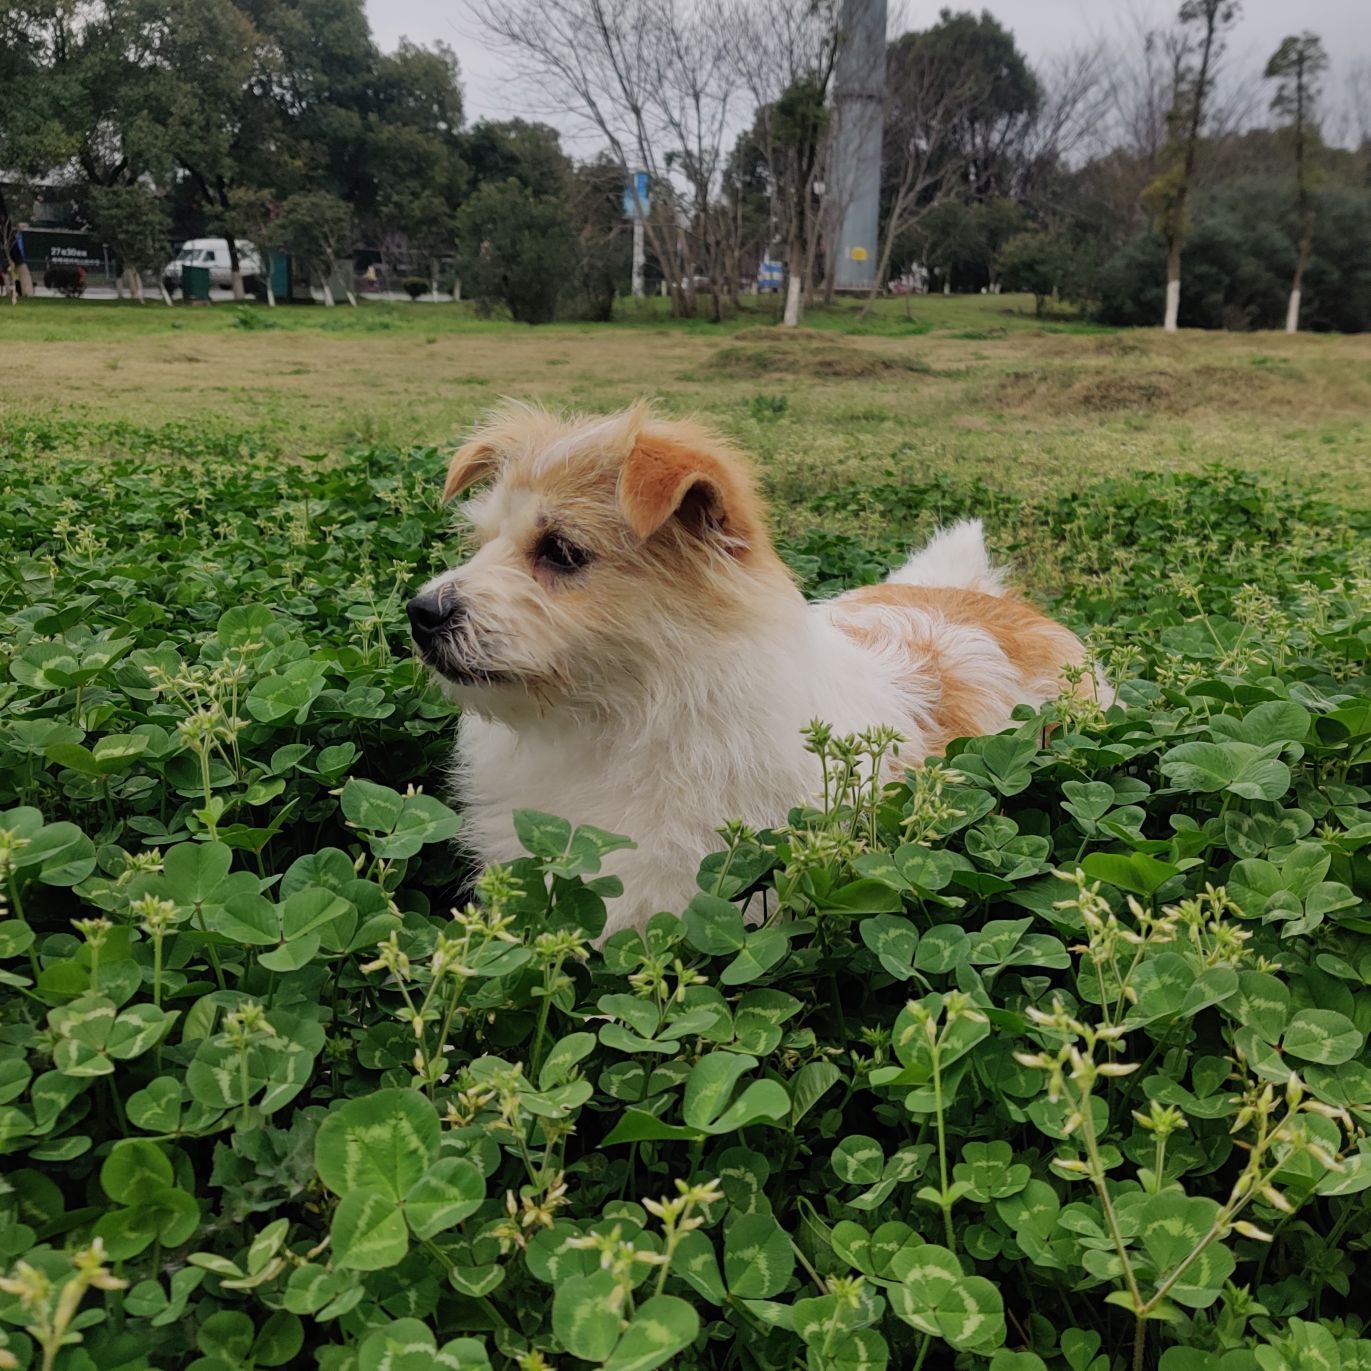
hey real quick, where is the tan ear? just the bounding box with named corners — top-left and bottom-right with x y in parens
top-left (617, 429), bottom-right (760, 551)
top-left (442, 436), bottom-right (500, 502)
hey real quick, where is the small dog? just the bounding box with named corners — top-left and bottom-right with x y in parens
top-left (409, 402), bottom-right (1102, 936)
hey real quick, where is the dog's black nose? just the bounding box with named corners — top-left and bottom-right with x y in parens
top-left (407, 589), bottom-right (458, 648)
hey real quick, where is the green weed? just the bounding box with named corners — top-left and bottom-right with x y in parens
top-left (1, 445), bottom-right (1369, 1369)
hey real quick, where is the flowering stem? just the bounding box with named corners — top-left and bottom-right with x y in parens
top-left (1077, 1085), bottom-right (1142, 1312)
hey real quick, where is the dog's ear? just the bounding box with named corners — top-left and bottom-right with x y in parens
top-left (442, 435), bottom-right (501, 502)
top-left (618, 429), bottom-right (759, 551)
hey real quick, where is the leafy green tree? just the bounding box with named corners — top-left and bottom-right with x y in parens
top-left (366, 39), bottom-right (469, 275)
top-left (887, 9), bottom-right (1040, 201)
top-left (773, 75), bottom-right (830, 327)
top-left (223, 187), bottom-right (282, 304)
top-left (0, 3), bottom-right (81, 298)
top-left (912, 201), bottom-right (976, 293)
top-left (272, 191), bottom-right (354, 305)
top-left (379, 187), bottom-right (456, 299)
top-left (460, 119), bottom-right (569, 200)
top-left (973, 198), bottom-right (1025, 289)
top-left (568, 154), bottom-right (632, 322)
top-left (997, 230), bottom-right (1068, 316)
top-left (455, 179), bottom-right (576, 325)
top-left (1265, 33), bottom-right (1328, 333)
top-left (138, 0), bottom-right (270, 300)
top-left (1098, 178), bottom-right (1371, 331)
top-left (85, 184), bottom-right (171, 304)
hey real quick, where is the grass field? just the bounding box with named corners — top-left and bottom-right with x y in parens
top-left (5, 293), bottom-right (1369, 534)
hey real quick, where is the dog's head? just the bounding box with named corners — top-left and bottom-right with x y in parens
top-left (408, 402), bottom-right (794, 718)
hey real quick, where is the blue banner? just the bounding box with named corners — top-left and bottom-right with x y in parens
top-left (622, 171), bottom-right (650, 221)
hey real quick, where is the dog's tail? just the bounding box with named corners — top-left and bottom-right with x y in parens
top-left (885, 518), bottom-right (1010, 597)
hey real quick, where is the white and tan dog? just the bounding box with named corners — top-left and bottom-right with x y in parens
top-left (408, 402), bottom-right (1099, 936)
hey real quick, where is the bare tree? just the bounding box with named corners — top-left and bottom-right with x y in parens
top-left (1088, 9), bottom-right (1254, 250)
top-left (1342, 58), bottom-right (1371, 175)
top-left (474, 0), bottom-right (737, 318)
top-left (860, 42), bottom-right (974, 315)
top-left (1142, 0), bottom-right (1241, 333)
top-left (1265, 33), bottom-right (1328, 334)
top-left (649, 2), bottom-right (738, 320)
top-left (1020, 43), bottom-right (1117, 192)
top-left (720, 0), bottom-right (842, 325)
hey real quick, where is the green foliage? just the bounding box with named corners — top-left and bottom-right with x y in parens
top-left (996, 232), bottom-right (1070, 316)
top-left (903, 199), bottom-right (1026, 293)
top-left (566, 154), bottom-right (633, 323)
top-left (888, 10), bottom-right (1039, 201)
top-left (1, 444), bottom-right (1370, 1370)
top-left (1097, 179), bottom-right (1371, 332)
top-left (459, 119), bottom-right (570, 202)
top-left (271, 192), bottom-right (354, 290)
top-left (85, 186), bottom-right (171, 280)
top-left (456, 179), bottom-right (577, 325)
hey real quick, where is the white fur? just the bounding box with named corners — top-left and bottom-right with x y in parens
top-left (441, 520), bottom-right (1069, 937)
top-left (886, 518), bottom-right (1008, 596)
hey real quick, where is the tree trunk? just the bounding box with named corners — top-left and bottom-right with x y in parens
top-left (226, 235), bottom-right (245, 301)
top-left (131, 269), bottom-right (145, 304)
top-left (17, 263), bottom-right (33, 297)
top-left (821, 198), bottom-right (839, 306)
top-left (801, 197), bottom-right (821, 310)
top-left (1, 186), bottom-right (27, 301)
top-left (782, 235), bottom-right (803, 328)
top-left (1163, 238), bottom-right (1181, 332)
top-left (1285, 229), bottom-right (1311, 334)
top-left (218, 179), bottom-right (246, 301)
top-left (321, 275), bottom-right (335, 307)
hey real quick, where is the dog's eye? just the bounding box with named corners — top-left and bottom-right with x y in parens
top-left (535, 532), bottom-right (593, 574)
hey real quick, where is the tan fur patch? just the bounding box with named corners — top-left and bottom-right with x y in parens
top-left (832, 583), bottom-right (1088, 755)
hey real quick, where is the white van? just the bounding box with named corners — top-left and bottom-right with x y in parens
top-left (163, 238), bottom-right (263, 291)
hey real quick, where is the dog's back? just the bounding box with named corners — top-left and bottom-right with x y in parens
top-left (823, 520), bottom-right (1105, 759)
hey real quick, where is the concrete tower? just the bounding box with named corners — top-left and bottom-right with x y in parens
top-left (830, 0), bottom-right (887, 292)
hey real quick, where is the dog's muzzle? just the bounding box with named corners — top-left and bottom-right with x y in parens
top-left (406, 588), bottom-right (463, 655)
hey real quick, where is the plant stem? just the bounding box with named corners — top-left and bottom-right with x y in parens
top-left (529, 954), bottom-right (565, 1080)
top-left (151, 930), bottom-right (163, 1009)
top-left (910, 1333), bottom-right (932, 1371)
top-left (238, 1045), bottom-right (252, 1126)
top-left (1077, 1083), bottom-right (1144, 1311)
top-left (930, 1035), bottom-right (955, 1253)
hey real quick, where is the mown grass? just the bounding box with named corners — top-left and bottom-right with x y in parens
top-left (3, 293), bottom-right (1369, 518)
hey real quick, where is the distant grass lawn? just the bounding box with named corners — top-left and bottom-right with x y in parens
top-left (5, 292), bottom-right (1369, 532)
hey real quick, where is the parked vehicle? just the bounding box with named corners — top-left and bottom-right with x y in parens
top-left (162, 238), bottom-right (263, 293)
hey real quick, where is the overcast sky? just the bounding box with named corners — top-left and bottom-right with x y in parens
top-left (366, 0), bottom-right (1369, 149)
